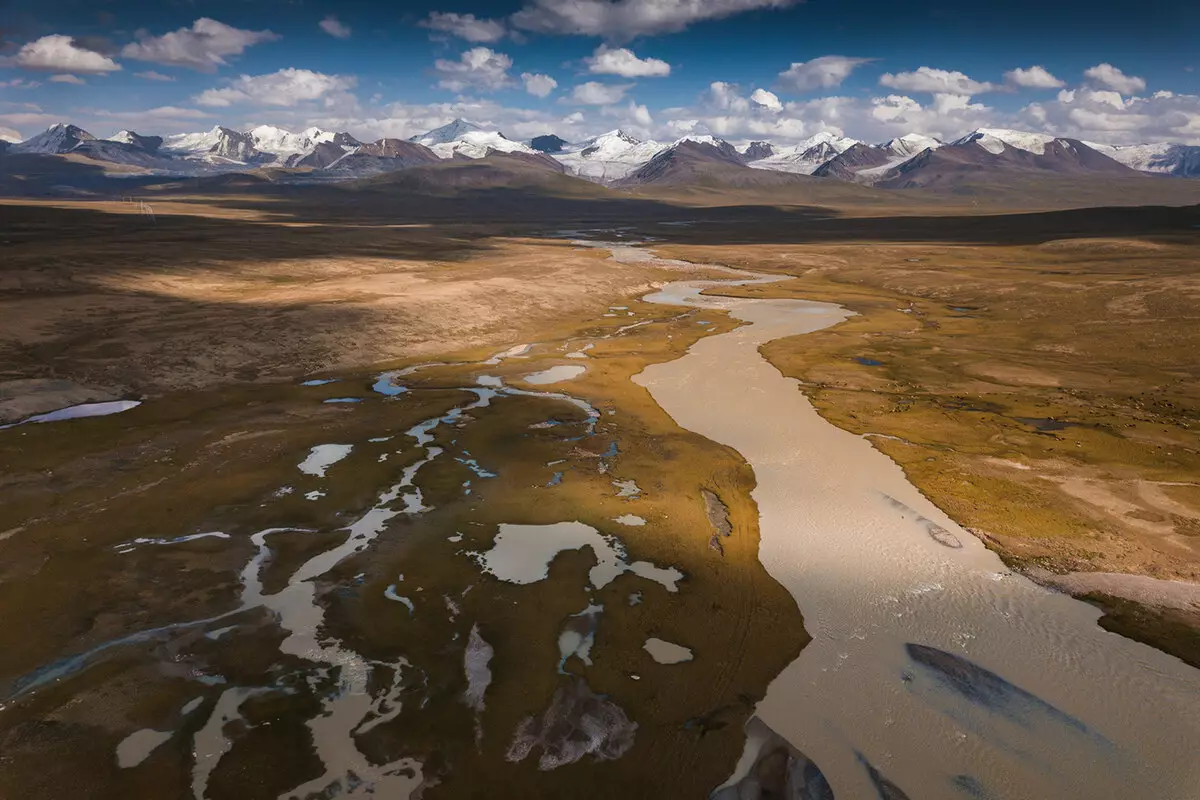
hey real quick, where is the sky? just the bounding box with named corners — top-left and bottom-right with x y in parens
top-left (0, 0), bottom-right (1197, 146)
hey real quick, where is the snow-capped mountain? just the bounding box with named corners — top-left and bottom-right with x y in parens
top-left (409, 118), bottom-right (486, 146)
top-left (554, 130), bottom-right (667, 182)
top-left (110, 130), bottom-right (164, 153)
top-left (1088, 142), bottom-right (1200, 177)
top-left (247, 125), bottom-right (360, 164)
top-left (951, 128), bottom-right (1065, 156)
top-left (6, 119), bottom-right (1200, 190)
top-left (749, 132), bottom-right (860, 175)
top-left (739, 141), bottom-right (775, 162)
top-left (406, 118), bottom-right (535, 160)
top-left (10, 123), bottom-right (96, 154)
top-left (882, 133), bottom-right (942, 158)
top-left (162, 126), bottom-right (266, 164)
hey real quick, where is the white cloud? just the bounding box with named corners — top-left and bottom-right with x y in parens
top-left (122, 18), bottom-right (279, 73)
top-left (0, 78), bottom-right (41, 89)
top-left (422, 12), bottom-right (507, 43)
top-left (880, 67), bottom-right (995, 96)
top-left (777, 55), bottom-right (870, 91)
top-left (134, 70), bottom-right (175, 82)
top-left (432, 47), bottom-right (513, 92)
top-left (196, 68), bottom-right (357, 108)
top-left (319, 16), bottom-right (352, 39)
top-left (1020, 87), bottom-right (1200, 145)
top-left (1083, 63), bottom-right (1146, 95)
top-left (511, 0), bottom-right (800, 39)
top-left (89, 105), bottom-right (213, 121)
top-left (585, 44), bottom-right (671, 78)
top-left (521, 72), bottom-right (558, 98)
top-left (708, 81), bottom-right (750, 113)
top-left (569, 81), bottom-right (631, 105)
top-left (11, 35), bottom-right (121, 74)
top-left (751, 88), bottom-right (782, 112)
top-left (0, 126), bottom-right (23, 143)
top-left (562, 111), bottom-right (585, 124)
top-left (1005, 65), bottom-right (1064, 89)
top-left (628, 101), bottom-right (653, 126)
top-left (49, 74), bottom-right (86, 85)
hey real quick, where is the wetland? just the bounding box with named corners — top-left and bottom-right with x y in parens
top-left (1, 199), bottom-right (1198, 799)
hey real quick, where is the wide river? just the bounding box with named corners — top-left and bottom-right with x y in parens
top-left (584, 240), bottom-right (1200, 799)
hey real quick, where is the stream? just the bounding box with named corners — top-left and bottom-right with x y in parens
top-left (582, 239), bottom-right (1200, 799)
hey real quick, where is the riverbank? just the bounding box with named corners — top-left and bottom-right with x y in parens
top-left (653, 227), bottom-right (1200, 667)
top-left (617, 239), bottom-right (1200, 798)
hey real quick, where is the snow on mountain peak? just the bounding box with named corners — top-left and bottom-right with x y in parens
top-left (955, 128), bottom-right (1060, 155)
top-left (884, 133), bottom-right (942, 157)
top-left (410, 118), bottom-right (490, 147)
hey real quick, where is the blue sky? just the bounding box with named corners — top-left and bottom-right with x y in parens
top-left (1, 0), bottom-right (1197, 145)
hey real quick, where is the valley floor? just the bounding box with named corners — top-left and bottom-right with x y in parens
top-left (0, 195), bottom-right (1197, 797)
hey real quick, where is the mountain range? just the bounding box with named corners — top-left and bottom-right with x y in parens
top-left (4, 119), bottom-right (1200, 194)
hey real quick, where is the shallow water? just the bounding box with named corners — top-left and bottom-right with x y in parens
top-left (1, 399), bottom-right (141, 429)
top-left (643, 638), bottom-right (693, 665)
top-left (297, 443), bottom-right (353, 477)
top-left (591, 240), bottom-right (1200, 799)
top-left (470, 521), bottom-right (680, 592)
top-left (522, 365), bottom-right (587, 385)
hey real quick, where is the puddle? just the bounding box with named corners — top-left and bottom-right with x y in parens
top-left (522, 365), bottom-right (586, 385)
top-left (854, 357), bottom-right (883, 367)
top-left (322, 397), bottom-right (362, 404)
top-left (470, 521), bottom-right (681, 591)
top-left (116, 728), bottom-right (173, 768)
top-left (298, 444), bottom-right (353, 478)
top-left (1, 400), bottom-right (141, 430)
top-left (301, 379), bottom-right (339, 386)
top-left (612, 479), bottom-right (641, 498)
top-left (613, 515), bottom-right (646, 527)
top-left (557, 604), bottom-right (603, 672)
top-left (372, 372), bottom-right (409, 397)
top-left (644, 638), bottom-right (693, 664)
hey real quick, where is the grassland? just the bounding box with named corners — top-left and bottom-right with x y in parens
top-left (0, 207), bottom-right (805, 798)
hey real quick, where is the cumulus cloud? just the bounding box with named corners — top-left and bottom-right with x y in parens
top-left (319, 16), bottom-right (352, 39)
top-left (1005, 65), bottom-right (1064, 89)
top-left (10, 35), bottom-right (121, 74)
top-left (0, 126), bottom-right (23, 143)
top-left (422, 12), bottom-right (507, 43)
top-left (432, 47), bottom-right (513, 92)
top-left (511, 0), bottom-right (800, 39)
top-left (777, 55), bottom-right (871, 92)
top-left (195, 68), bottom-right (357, 108)
top-left (628, 101), bottom-right (653, 126)
top-left (1021, 87), bottom-right (1200, 145)
top-left (49, 74), bottom-right (86, 84)
top-left (1083, 63), bottom-right (1146, 95)
top-left (522, 72), bottom-right (557, 97)
top-left (134, 70), bottom-right (175, 82)
top-left (122, 18), bottom-right (279, 72)
top-left (880, 67), bottom-right (995, 96)
top-left (585, 45), bottom-right (671, 78)
top-left (569, 81), bottom-right (631, 105)
top-left (751, 88), bottom-right (783, 112)
top-left (708, 81), bottom-right (750, 113)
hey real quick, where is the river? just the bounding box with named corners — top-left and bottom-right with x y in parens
top-left (576, 240), bottom-right (1200, 799)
